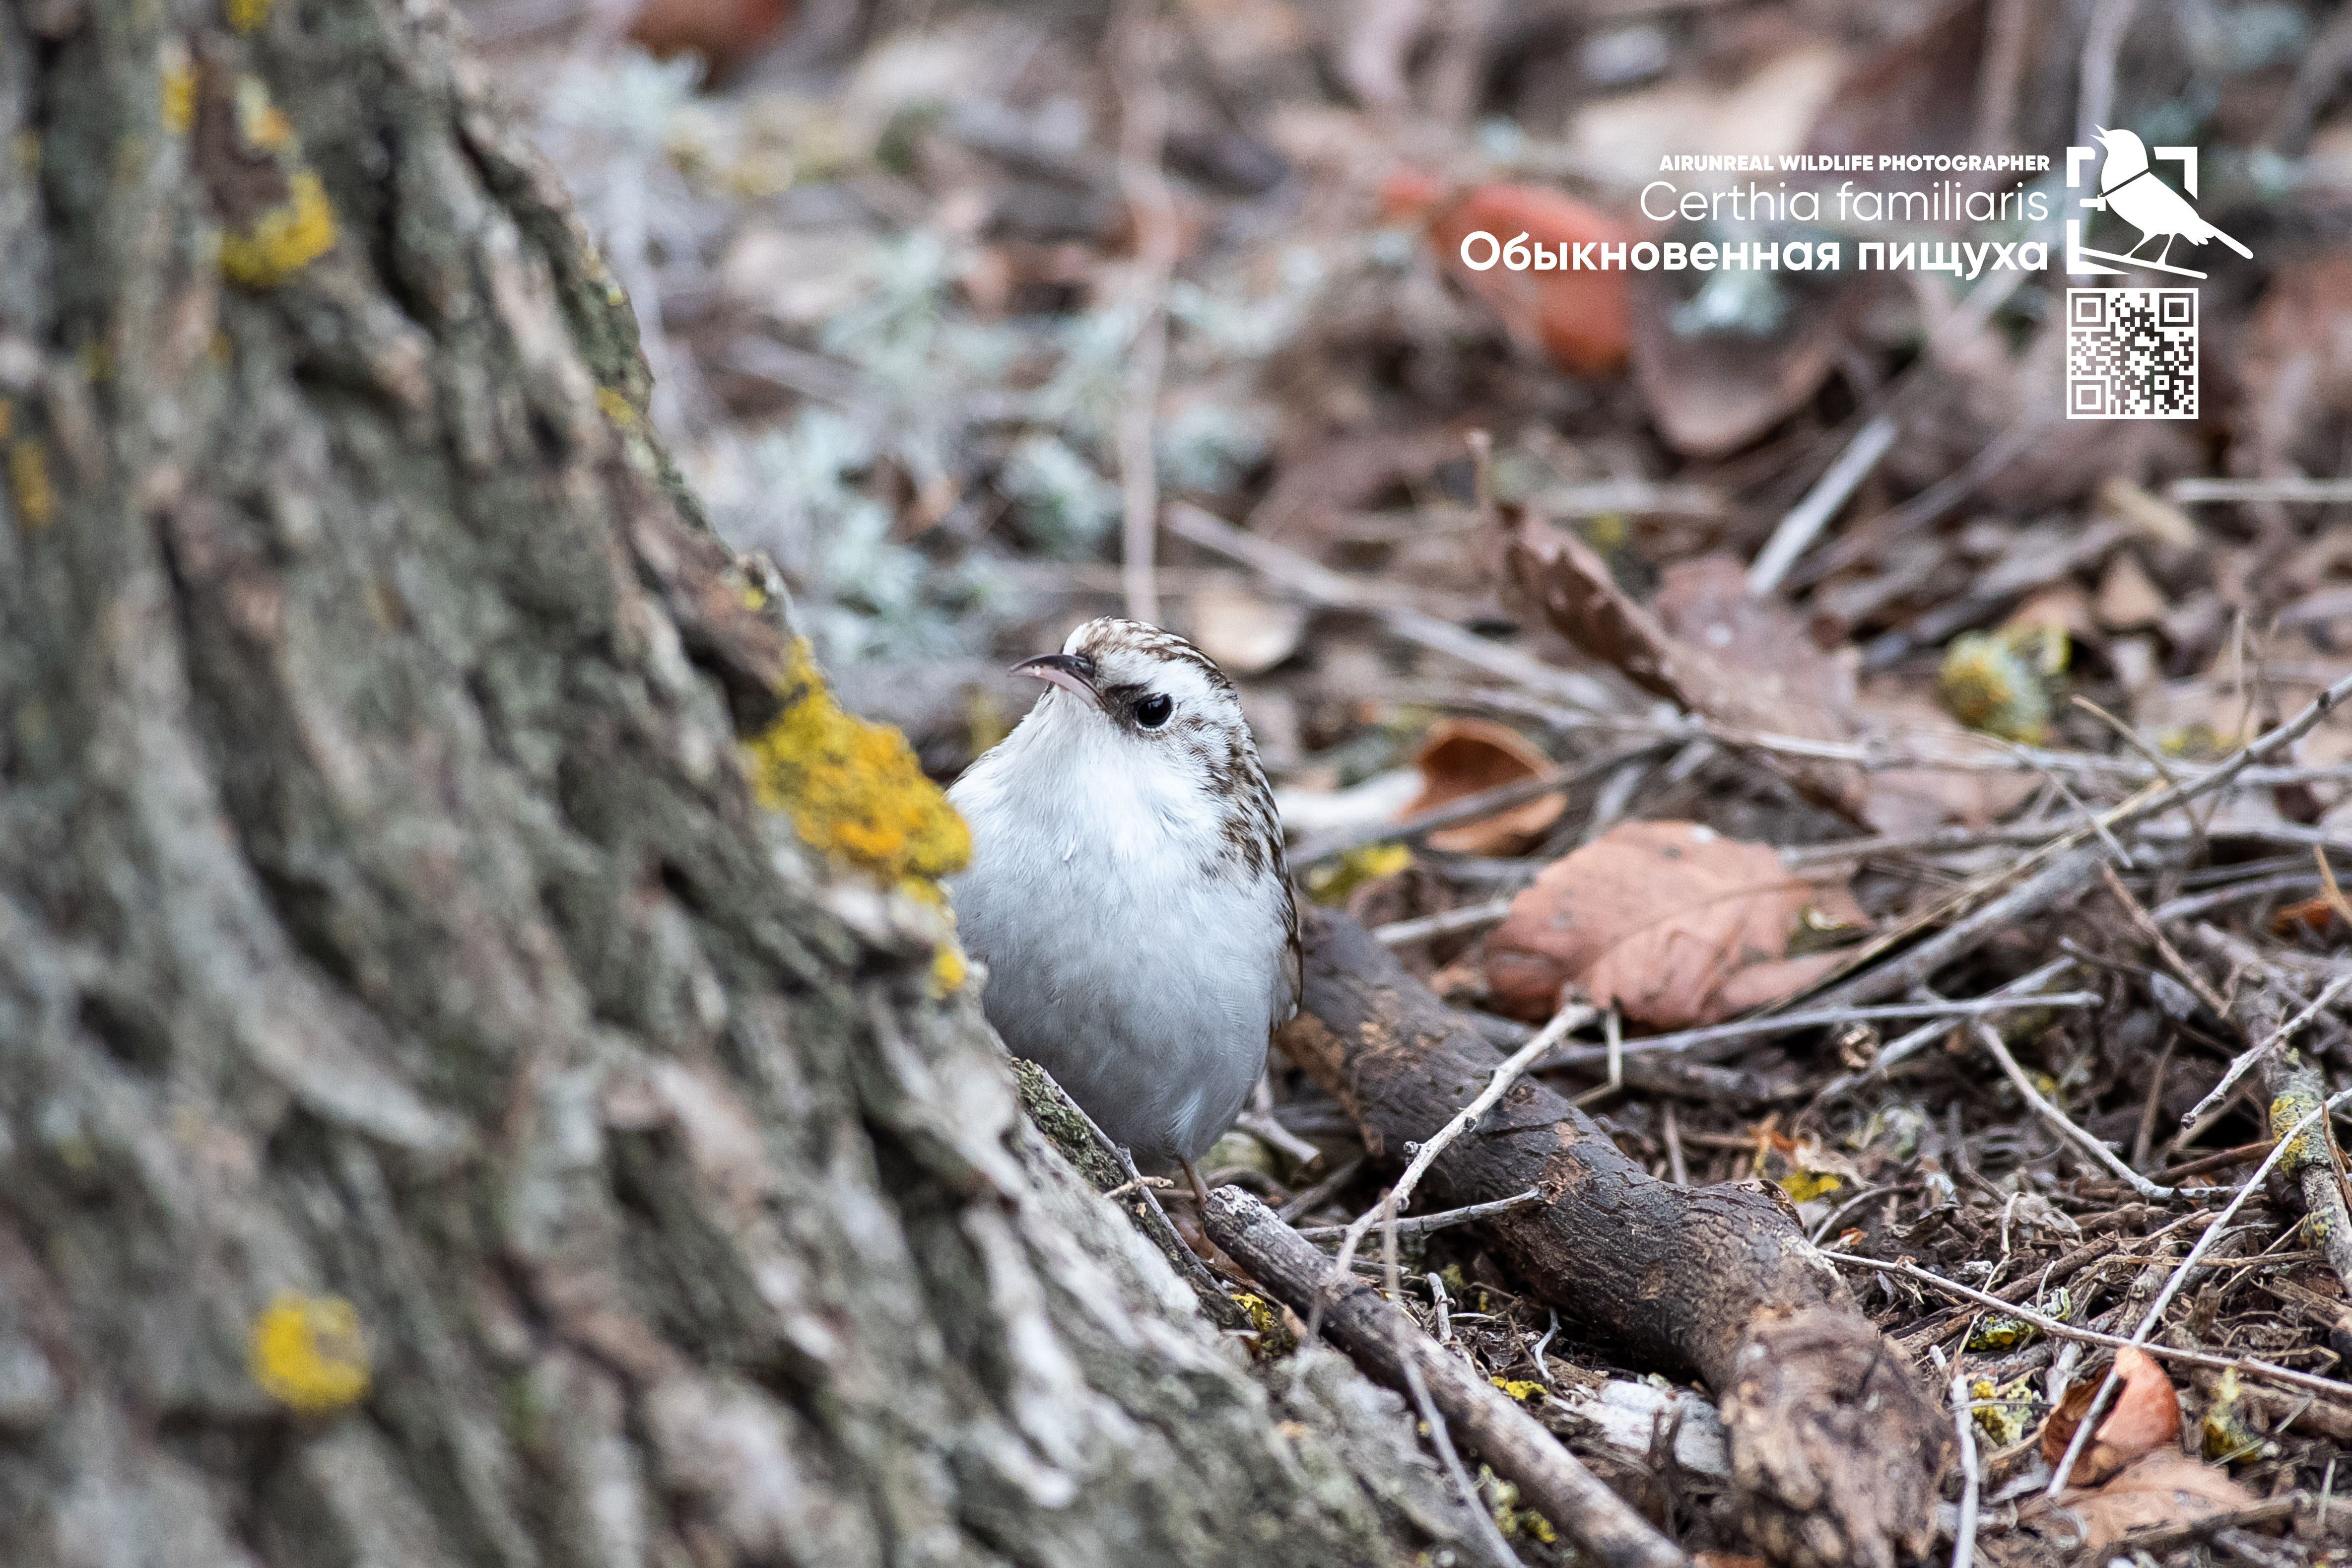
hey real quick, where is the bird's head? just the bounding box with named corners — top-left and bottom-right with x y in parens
top-left (1010, 616), bottom-right (1259, 791)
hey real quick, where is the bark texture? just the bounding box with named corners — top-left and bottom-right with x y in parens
top-left (0, 3), bottom-right (1478, 1563)
top-left (1277, 907), bottom-right (1950, 1568)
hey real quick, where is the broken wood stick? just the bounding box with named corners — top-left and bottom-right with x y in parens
top-left (1205, 1186), bottom-right (1689, 1568)
top-left (1277, 905), bottom-right (1949, 1568)
top-left (2184, 928), bottom-right (2352, 1309)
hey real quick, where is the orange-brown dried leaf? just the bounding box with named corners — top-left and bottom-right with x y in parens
top-left (1400, 719), bottom-right (1564, 856)
top-left (628, 0), bottom-right (795, 72)
top-left (1504, 538), bottom-right (1872, 823)
top-left (2033, 1450), bottom-right (2257, 1553)
top-left (2272, 895), bottom-right (2344, 937)
top-left (1850, 682), bottom-right (2038, 837)
top-left (1483, 820), bottom-right (1866, 1027)
top-left (2038, 1346), bottom-right (2181, 1486)
top-left (1420, 183), bottom-right (1632, 375)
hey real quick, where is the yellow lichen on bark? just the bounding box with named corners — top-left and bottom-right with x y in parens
top-left (234, 76), bottom-right (293, 152)
top-left (218, 171), bottom-right (337, 287)
top-left (10, 439), bottom-right (53, 530)
top-left (741, 640), bottom-right (970, 892)
top-left (159, 53), bottom-right (194, 134)
top-left (595, 386), bottom-right (639, 427)
top-left (2270, 1085), bottom-right (2327, 1176)
top-left (249, 1292), bottom-right (371, 1413)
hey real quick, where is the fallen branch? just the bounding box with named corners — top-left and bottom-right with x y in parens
top-left (1277, 906), bottom-right (1948, 1568)
top-left (2176, 967), bottom-right (2352, 1128)
top-left (1326, 1005), bottom-right (1591, 1318)
top-left (2183, 934), bottom-right (2352, 1309)
top-left (1206, 1187), bottom-right (1690, 1568)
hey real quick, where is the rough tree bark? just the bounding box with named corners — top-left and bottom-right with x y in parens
top-left (0, 2), bottom-right (1484, 1562)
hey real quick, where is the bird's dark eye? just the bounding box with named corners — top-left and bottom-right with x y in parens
top-left (1135, 693), bottom-right (1174, 729)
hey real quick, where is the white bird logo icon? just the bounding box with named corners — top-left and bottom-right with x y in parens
top-left (2083, 128), bottom-right (2251, 270)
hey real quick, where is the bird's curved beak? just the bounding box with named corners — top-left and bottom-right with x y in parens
top-left (1012, 652), bottom-right (1103, 709)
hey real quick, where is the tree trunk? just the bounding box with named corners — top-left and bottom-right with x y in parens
top-left (0, 3), bottom-right (1475, 1563)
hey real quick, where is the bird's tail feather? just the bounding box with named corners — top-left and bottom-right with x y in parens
top-left (2215, 228), bottom-right (2253, 258)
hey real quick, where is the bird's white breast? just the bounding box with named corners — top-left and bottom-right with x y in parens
top-left (947, 693), bottom-right (1289, 1165)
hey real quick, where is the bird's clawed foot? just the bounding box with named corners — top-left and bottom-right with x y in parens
top-left (1178, 1157), bottom-right (1213, 1211)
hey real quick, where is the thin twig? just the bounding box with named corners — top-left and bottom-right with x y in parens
top-left (2099, 862), bottom-right (2229, 1017)
top-left (2151, 867), bottom-right (2325, 925)
top-left (1295, 1187), bottom-right (1546, 1242)
top-left (1972, 1022), bottom-right (2183, 1202)
top-left (2047, 1087), bottom-right (2352, 1495)
top-left (2071, 694), bottom-right (2184, 792)
top-left (2316, 846), bottom-right (2352, 930)
top-left (1560, 712), bottom-right (2352, 786)
top-left (1234, 1110), bottom-right (1326, 1171)
top-left (1545, 989), bottom-right (2101, 1070)
top-left (1276, 1155), bottom-right (1365, 1223)
top-left (2108, 670), bottom-right (2352, 834)
top-left (1823, 1250), bottom-right (2352, 1402)
top-left (1373, 896), bottom-right (1516, 948)
top-left (1113, 7), bottom-right (1178, 625)
top-left (1791, 420), bottom-right (2040, 589)
top-left (1323, 1005), bottom-right (1591, 1332)
top-left (1531, 1308), bottom-right (1560, 1385)
top-left (1102, 1174), bottom-right (1175, 1201)
top-left (1804, 672), bottom-right (2352, 1013)
top-left (2178, 970), bottom-right (2352, 1128)
top-left (1165, 501), bottom-right (1616, 712)
top-left (1748, 414), bottom-right (1898, 596)
top-left (1806, 959), bottom-right (2088, 1104)
top-left (1779, 820), bottom-right (2352, 874)
top-left (2171, 477), bottom-right (2352, 504)
top-left (1395, 1329), bottom-right (1520, 1568)
top-left (1935, 1345), bottom-right (1981, 1568)
top-left (1209, 1188), bottom-right (1689, 1568)
top-left (1803, 844), bottom-right (2111, 1015)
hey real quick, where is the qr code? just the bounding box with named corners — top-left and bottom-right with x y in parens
top-left (2066, 288), bottom-right (2197, 419)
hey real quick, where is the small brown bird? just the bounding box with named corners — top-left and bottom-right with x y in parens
top-left (947, 618), bottom-right (1299, 1206)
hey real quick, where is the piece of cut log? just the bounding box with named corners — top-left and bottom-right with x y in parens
top-left (1275, 905), bottom-right (1949, 1568)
